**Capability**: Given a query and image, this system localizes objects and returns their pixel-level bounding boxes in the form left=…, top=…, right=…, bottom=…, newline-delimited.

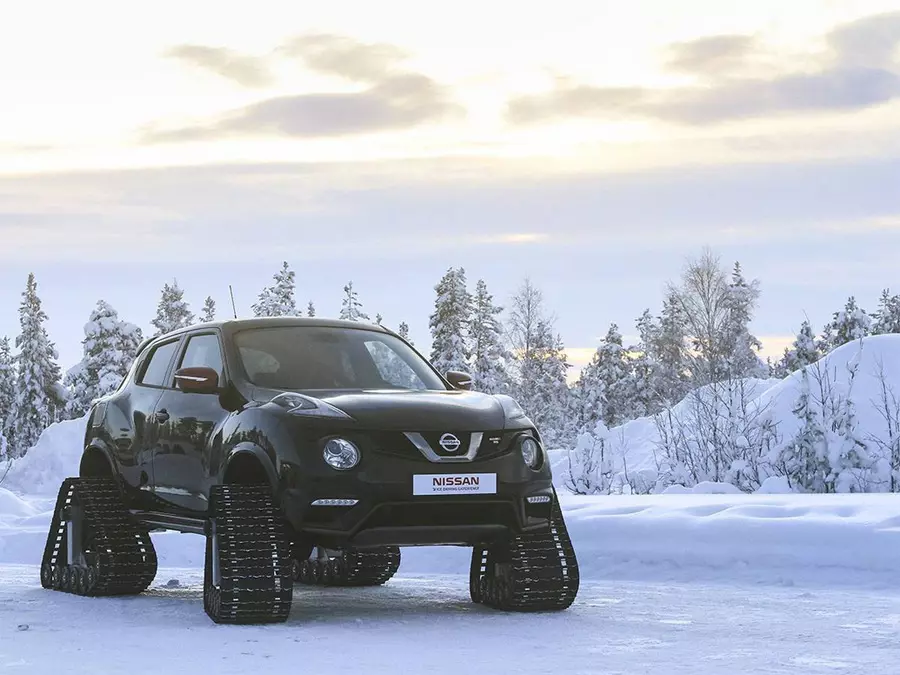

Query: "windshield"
left=233, top=325, right=447, bottom=391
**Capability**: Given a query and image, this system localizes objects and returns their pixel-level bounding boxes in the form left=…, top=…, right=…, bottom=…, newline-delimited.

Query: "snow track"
left=2, top=565, right=899, bottom=674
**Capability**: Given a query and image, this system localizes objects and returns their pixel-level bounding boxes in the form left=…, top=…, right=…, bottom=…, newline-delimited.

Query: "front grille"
left=368, top=430, right=516, bottom=462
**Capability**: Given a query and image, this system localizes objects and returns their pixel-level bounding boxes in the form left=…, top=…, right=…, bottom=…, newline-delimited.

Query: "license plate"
left=413, top=473, right=497, bottom=496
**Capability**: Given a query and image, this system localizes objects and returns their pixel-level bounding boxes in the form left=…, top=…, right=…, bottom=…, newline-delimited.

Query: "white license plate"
left=413, top=473, right=497, bottom=496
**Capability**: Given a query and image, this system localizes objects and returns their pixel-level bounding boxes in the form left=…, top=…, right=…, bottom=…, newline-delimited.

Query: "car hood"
left=255, top=387, right=508, bottom=431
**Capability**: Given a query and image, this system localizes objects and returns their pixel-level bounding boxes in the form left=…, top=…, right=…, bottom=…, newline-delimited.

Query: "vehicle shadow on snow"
left=138, top=576, right=578, bottom=625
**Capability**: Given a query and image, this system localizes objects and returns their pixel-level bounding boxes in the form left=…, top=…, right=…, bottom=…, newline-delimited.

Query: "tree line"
left=2, top=249, right=900, bottom=481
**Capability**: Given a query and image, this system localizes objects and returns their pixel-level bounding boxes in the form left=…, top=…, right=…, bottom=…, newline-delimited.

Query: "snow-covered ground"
left=3, top=564, right=899, bottom=675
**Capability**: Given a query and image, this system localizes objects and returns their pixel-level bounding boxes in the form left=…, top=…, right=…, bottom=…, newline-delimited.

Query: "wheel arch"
left=223, top=444, right=279, bottom=492
left=79, top=444, right=116, bottom=478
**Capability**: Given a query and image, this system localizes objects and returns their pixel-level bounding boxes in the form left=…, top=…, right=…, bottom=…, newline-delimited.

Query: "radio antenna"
left=229, top=285, right=238, bottom=319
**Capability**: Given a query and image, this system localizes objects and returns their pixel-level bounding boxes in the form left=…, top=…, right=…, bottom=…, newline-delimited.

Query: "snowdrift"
left=558, top=335, right=900, bottom=492
left=3, top=416, right=88, bottom=495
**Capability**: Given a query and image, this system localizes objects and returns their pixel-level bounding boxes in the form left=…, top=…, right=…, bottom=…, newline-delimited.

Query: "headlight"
left=495, top=394, right=526, bottom=421
left=323, top=438, right=360, bottom=470
left=520, top=436, right=541, bottom=469
left=272, top=393, right=353, bottom=420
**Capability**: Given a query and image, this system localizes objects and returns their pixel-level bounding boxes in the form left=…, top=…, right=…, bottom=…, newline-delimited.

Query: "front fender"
left=223, top=443, right=280, bottom=492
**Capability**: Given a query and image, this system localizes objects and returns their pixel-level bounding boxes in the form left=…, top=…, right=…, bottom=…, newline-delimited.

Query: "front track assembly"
left=293, top=546, right=401, bottom=587
left=203, top=484, right=294, bottom=624
left=470, top=491, right=579, bottom=611
left=40, top=477, right=158, bottom=596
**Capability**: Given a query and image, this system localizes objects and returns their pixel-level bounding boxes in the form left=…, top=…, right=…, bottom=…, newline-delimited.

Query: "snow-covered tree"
left=252, top=262, right=298, bottom=317
left=151, top=280, right=194, bottom=336
left=629, top=301, right=689, bottom=415
left=0, top=337, right=14, bottom=447
left=398, top=322, right=411, bottom=344
left=469, top=279, right=508, bottom=393
left=519, top=320, right=571, bottom=447
left=8, top=274, right=64, bottom=458
left=773, top=320, right=820, bottom=377
left=872, top=289, right=900, bottom=335
left=64, top=301, right=143, bottom=418
left=429, top=267, right=472, bottom=375
left=777, top=368, right=827, bottom=492
left=666, top=251, right=764, bottom=383
left=339, top=282, right=369, bottom=322
left=571, top=323, right=633, bottom=431
left=201, top=296, right=217, bottom=323
left=824, top=296, right=871, bottom=350
left=375, top=313, right=384, bottom=326
left=307, top=301, right=316, bottom=318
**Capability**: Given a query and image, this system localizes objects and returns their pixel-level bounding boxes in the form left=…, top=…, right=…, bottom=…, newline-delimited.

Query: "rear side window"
left=179, top=334, right=225, bottom=385
left=139, top=341, right=179, bottom=387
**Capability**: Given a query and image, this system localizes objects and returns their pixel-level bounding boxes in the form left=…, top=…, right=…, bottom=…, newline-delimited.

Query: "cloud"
left=665, top=34, right=759, bottom=77
left=828, top=11, right=900, bottom=68
left=147, top=33, right=460, bottom=141
left=506, top=12, right=900, bottom=126
left=165, top=45, right=273, bottom=88
left=279, top=32, right=407, bottom=83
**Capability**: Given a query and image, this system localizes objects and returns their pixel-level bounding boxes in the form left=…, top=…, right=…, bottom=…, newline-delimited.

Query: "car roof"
left=137, top=317, right=392, bottom=354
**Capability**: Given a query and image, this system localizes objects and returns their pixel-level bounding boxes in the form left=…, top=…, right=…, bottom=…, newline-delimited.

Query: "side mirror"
left=174, top=366, right=220, bottom=394
left=445, top=370, right=473, bottom=390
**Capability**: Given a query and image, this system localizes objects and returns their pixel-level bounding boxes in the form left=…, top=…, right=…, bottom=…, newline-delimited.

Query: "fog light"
left=526, top=495, right=551, bottom=504
left=323, top=438, right=360, bottom=470
left=520, top=437, right=541, bottom=468
left=311, top=498, right=359, bottom=507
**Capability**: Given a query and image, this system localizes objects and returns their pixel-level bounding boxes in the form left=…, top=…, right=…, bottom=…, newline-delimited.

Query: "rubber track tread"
left=295, top=547, right=401, bottom=587
left=470, top=490, right=579, bottom=611
left=204, top=485, right=293, bottom=624
left=40, top=477, right=157, bottom=596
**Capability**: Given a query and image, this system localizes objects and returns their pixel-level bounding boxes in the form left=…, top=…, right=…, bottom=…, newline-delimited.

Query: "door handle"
left=154, top=409, right=170, bottom=424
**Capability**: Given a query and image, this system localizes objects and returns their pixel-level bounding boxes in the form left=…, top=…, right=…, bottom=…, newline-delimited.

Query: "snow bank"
left=562, top=335, right=900, bottom=493
left=3, top=416, right=88, bottom=495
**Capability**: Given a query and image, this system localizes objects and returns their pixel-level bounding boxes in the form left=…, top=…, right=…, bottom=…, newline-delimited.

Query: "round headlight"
left=520, top=437, right=540, bottom=469
left=323, top=438, right=360, bottom=470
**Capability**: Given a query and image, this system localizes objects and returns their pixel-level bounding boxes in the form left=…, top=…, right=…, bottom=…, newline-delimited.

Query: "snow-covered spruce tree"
left=375, top=313, right=383, bottom=326
left=773, top=320, right=820, bottom=377
left=64, top=301, right=143, bottom=418
left=629, top=301, right=690, bottom=415
left=565, top=422, right=612, bottom=495
left=307, top=301, right=316, bottom=318
left=339, top=282, right=369, bottom=322
left=469, top=279, right=509, bottom=394
left=0, top=337, right=14, bottom=442
left=201, top=296, right=217, bottom=323
left=571, top=323, right=633, bottom=432
left=776, top=367, right=827, bottom=492
left=151, top=280, right=195, bottom=337
left=872, top=289, right=900, bottom=335
left=398, top=321, right=411, bottom=344
left=8, top=274, right=64, bottom=459
left=429, top=267, right=472, bottom=375
left=824, top=296, right=871, bottom=351
left=252, top=262, right=298, bottom=317
left=725, top=262, right=767, bottom=377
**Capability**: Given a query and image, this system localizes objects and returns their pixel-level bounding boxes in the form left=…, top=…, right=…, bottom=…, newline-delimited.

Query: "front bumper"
left=279, top=449, right=554, bottom=549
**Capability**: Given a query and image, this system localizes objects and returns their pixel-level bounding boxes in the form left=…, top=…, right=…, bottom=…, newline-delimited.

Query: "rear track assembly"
left=470, top=490, right=579, bottom=611
left=40, top=477, right=158, bottom=596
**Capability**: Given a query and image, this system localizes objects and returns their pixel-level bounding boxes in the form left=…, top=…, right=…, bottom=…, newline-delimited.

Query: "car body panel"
left=82, top=317, right=552, bottom=546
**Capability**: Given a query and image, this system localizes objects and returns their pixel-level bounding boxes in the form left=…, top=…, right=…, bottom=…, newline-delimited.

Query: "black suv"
left=40, top=318, right=579, bottom=623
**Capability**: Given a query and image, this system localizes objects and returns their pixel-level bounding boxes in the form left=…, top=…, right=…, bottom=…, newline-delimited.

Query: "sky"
left=2, top=0, right=900, bottom=376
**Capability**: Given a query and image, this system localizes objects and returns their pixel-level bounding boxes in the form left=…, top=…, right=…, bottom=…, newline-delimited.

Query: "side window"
left=365, top=341, right=426, bottom=389
left=178, top=334, right=225, bottom=385
left=138, top=341, right=179, bottom=387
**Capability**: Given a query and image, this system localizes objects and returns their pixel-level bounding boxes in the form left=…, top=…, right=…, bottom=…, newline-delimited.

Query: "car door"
left=119, top=338, right=181, bottom=506
left=151, top=331, right=229, bottom=513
